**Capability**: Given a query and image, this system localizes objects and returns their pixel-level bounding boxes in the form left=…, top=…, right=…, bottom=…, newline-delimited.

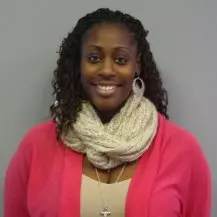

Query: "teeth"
left=97, top=85, right=116, bottom=91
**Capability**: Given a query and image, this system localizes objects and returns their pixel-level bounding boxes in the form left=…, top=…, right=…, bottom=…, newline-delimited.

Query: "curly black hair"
left=50, top=8, right=169, bottom=137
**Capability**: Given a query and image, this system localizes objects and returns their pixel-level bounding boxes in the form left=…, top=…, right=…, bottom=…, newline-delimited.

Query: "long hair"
left=50, top=8, right=169, bottom=137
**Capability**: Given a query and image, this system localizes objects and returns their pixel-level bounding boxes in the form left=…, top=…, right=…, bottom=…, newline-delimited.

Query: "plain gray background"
left=0, top=0, right=216, bottom=216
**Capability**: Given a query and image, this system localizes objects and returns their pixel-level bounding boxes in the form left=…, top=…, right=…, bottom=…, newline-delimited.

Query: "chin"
left=95, top=103, right=118, bottom=112
left=91, top=99, right=121, bottom=112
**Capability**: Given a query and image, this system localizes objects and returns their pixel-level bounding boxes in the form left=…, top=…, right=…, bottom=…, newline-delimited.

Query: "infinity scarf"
left=62, top=94, right=158, bottom=170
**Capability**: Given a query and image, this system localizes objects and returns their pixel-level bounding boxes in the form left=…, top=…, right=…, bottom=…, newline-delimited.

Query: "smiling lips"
left=93, top=83, right=119, bottom=97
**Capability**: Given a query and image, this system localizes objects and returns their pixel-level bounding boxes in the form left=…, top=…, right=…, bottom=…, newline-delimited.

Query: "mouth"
left=92, top=83, right=120, bottom=97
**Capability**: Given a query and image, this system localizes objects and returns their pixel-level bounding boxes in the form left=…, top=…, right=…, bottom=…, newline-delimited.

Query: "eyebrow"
left=86, top=44, right=131, bottom=51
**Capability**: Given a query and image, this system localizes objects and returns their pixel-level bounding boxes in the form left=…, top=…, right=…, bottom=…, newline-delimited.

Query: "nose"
left=99, top=57, right=115, bottom=77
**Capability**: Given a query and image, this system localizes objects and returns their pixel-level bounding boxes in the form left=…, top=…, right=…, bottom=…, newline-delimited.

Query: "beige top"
left=81, top=175, right=131, bottom=217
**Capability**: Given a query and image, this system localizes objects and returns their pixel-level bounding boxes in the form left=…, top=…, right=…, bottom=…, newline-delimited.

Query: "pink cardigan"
left=4, top=115, right=211, bottom=217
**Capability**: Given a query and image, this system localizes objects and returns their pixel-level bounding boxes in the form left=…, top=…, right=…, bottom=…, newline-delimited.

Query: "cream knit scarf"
left=62, top=94, right=158, bottom=170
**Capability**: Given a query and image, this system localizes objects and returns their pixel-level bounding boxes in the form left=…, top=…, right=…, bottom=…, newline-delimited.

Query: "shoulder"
left=5, top=121, right=60, bottom=201
left=22, top=120, right=57, bottom=142
left=16, top=120, right=58, bottom=156
left=24, top=120, right=57, bottom=140
left=6, top=120, right=60, bottom=177
left=157, top=114, right=203, bottom=155
left=156, top=114, right=210, bottom=176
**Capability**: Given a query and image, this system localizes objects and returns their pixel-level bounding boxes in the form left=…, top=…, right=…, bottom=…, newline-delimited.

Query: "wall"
left=0, top=0, right=216, bottom=216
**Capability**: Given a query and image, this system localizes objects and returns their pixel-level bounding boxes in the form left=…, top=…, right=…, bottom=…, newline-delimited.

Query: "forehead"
left=82, top=23, right=137, bottom=49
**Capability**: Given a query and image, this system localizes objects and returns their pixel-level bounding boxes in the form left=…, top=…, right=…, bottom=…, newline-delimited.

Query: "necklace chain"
left=95, top=163, right=127, bottom=216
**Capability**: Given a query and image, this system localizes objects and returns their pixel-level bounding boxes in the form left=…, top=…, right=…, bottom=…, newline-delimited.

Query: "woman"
left=4, top=8, right=211, bottom=217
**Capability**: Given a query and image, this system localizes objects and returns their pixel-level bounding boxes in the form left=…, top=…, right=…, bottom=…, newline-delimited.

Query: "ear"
left=136, top=53, right=141, bottom=75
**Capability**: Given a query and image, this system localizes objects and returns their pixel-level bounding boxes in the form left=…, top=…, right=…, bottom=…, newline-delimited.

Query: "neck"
left=94, top=97, right=130, bottom=124
left=93, top=92, right=134, bottom=124
left=95, top=110, right=118, bottom=124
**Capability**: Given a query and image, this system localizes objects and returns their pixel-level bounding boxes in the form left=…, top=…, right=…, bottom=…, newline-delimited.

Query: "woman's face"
left=80, top=23, right=140, bottom=113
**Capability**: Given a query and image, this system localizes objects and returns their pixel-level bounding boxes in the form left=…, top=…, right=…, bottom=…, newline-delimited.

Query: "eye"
left=115, top=56, right=128, bottom=65
left=88, top=55, right=101, bottom=63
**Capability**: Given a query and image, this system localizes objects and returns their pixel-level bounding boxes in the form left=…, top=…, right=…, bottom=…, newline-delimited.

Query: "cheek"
left=124, top=66, right=137, bottom=93
left=80, top=62, right=92, bottom=86
left=125, top=76, right=134, bottom=94
left=81, top=61, right=98, bottom=79
left=118, top=66, right=136, bottom=86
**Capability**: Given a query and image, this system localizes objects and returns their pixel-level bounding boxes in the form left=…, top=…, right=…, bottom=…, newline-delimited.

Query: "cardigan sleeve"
left=4, top=134, right=32, bottom=217
left=148, top=132, right=211, bottom=217
left=185, top=139, right=211, bottom=217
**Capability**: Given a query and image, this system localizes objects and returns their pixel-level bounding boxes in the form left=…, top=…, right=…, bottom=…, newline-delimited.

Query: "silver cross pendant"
left=100, top=207, right=111, bottom=216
